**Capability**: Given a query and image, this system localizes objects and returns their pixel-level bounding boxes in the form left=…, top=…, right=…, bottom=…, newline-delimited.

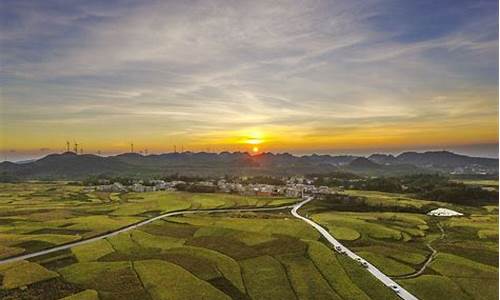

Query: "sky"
left=1, top=0, right=498, bottom=161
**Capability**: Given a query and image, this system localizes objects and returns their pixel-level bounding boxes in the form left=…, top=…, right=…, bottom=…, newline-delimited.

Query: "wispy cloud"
left=0, top=0, right=497, bottom=155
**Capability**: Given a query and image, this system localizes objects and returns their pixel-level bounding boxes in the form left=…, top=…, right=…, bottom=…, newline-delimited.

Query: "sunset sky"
left=1, top=0, right=498, bottom=160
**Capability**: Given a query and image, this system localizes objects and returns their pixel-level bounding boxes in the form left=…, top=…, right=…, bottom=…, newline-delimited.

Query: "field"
left=0, top=182, right=297, bottom=259
left=0, top=182, right=497, bottom=300
left=0, top=209, right=395, bottom=300
left=305, top=189, right=499, bottom=300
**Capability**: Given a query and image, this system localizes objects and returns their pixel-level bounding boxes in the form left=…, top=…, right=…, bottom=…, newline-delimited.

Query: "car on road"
left=390, top=285, right=400, bottom=293
left=361, top=261, right=369, bottom=268
left=335, top=246, right=342, bottom=251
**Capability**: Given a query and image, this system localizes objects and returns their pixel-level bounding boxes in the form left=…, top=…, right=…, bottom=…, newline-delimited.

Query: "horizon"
left=1, top=0, right=498, bottom=162
left=3, top=144, right=498, bottom=163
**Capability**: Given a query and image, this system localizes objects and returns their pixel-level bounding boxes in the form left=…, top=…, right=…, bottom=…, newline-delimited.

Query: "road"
left=0, top=204, right=294, bottom=266
left=0, top=196, right=419, bottom=299
left=292, top=196, right=419, bottom=300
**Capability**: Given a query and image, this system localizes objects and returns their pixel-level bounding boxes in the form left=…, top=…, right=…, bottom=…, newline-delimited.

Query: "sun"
left=252, top=146, right=259, bottom=153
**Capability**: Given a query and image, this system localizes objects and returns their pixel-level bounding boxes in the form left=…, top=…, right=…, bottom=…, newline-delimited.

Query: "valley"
left=0, top=182, right=497, bottom=300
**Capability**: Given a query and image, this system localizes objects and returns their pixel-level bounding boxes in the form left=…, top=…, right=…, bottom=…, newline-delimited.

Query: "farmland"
left=0, top=182, right=297, bottom=259
left=0, top=182, right=498, bottom=299
left=305, top=189, right=499, bottom=300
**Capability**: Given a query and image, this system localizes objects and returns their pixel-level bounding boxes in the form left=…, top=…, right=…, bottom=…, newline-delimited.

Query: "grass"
left=278, top=253, right=342, bottom=299
left=398, top=275, right=471, bottom=300
left=131, top=229, right=185, bottom=250
left=0, top=260, right=59, bottom=289
left=0, top=182, right=298, bottom=259
left=357, top=251, right=415, bottom=276
left=72, top=239, right=115, bottom=262
left=0, top=245, right=24, bottom=259
left=141, top=221, right=199, bottom=238
left=240, top=255, right=296, bottom=300
left=354, top=245, right=427, bottom=265
left=63, top=215, right=142, bottom=236
left=169, top=214, right=320, bottom=240
left=307, top=191, right=499, bottom=300
left=134, top=259, right=231, bottom=300
left=337, top=255, right=400, bottom=300
left=159, top=252, right=221, bottom=281
left=343, top=189, right=442, bottom=210
left=1, top=182, right=497, bottom=300
left=306, top=240, right=371, bottom=300
left=397, top=252, right=499, bottom=300
left=429, top=253, right=497, bottom=278
left=324, top=226, right=360, bottom=240
left=312, top=212, right=404, bottom=240
left=58, top=261, right=148, bottom=299
left=164, top=246, right=245, bottom=293
left=193, top=226, right=276, bottom=246
left=60, top=289, right=99, bottom=300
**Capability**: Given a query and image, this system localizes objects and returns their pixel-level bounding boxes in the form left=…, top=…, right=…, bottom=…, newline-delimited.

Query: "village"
left=83, top=176, right=342, bottom=197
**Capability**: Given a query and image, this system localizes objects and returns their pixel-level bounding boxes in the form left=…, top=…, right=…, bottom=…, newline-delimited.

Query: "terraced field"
left=306, top=190, right=499, bottom=300
left=0, top=209, right=396, bottom=299
left=0, top=182, right=497, bottom=299
left=0, top=182, right=297, bottom=260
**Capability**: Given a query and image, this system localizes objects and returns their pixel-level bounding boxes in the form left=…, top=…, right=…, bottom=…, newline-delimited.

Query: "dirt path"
left=392, top=222, right=445, bottom=280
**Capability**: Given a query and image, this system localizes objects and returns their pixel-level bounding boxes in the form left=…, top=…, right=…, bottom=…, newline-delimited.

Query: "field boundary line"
left=291, top=196, right=419, bottom=300
left=391, top=222, right=445, bottom=280
left=0, top=204, right=296, bottom=265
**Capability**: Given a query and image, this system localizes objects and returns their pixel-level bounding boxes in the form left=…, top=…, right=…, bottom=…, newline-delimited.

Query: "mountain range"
left=0, top=151, right=497, bottom=180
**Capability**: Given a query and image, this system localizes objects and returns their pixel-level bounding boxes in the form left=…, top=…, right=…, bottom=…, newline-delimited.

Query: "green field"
left=0, top=182, right=497, bottom=299
left=307, top=189, right=499, bottom=300
left=0, top=207, right=396, bottom=299
left=0, top=182, right=298, bottom=259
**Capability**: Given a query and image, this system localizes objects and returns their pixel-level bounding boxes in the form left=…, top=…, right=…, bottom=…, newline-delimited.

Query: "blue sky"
left=0, top=0, right=498, bottom=160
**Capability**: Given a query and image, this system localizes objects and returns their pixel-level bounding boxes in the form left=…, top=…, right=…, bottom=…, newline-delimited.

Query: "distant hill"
left=348, top=157, right=382, bottom=169
left=0, top=150, right=497, bottom=180
left=346, top=157, right=423, bottom=176
left=368, top=154, right=398, bottom=165
left=396, top=151, right=497, bottom=169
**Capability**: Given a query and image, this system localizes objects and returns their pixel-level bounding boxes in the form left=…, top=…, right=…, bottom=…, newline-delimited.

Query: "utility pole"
left=74, top=143, right=78, bottom=154
left=174, top=145, right=177, bottom=153
left=131, top=143, right=134, bottom=153
left=66, top=141, right=70, bottom=152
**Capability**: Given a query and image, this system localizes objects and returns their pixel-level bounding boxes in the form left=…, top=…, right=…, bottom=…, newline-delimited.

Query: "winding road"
left=293, top=196, right=419, bottom=300
left=0, top=196, right=419, bottom=299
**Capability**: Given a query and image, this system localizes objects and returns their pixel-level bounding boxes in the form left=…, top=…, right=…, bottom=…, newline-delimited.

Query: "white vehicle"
left=390, top=285, right=400, bottom=293
left=355, top=257, right=362, bottom=262
left=361, top=262, right=369, bottom=268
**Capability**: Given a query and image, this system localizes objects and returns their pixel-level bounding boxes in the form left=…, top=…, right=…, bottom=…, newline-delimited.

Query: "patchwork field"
left=306, top=189, right=499, bottom=300
left=0, top=210, right=397, bottom=300
left=0, top=182, right=297, bottom=260
left=0, top=182, right=497, bottom=300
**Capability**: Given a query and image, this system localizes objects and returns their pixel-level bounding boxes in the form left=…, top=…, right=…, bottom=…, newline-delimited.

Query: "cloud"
left=0, top=0, right=497, bottom=153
